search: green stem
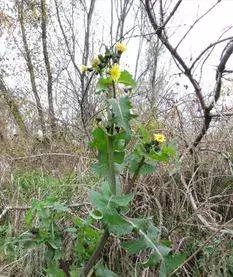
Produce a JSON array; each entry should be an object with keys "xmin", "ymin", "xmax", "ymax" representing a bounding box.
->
[
  {"xmin": 125, "ymin": 156, "xmax": 145, "ymax": 193},
  {"xmin": 107, "ymin": 135, "xmax": 117, "ymax": 195},
  {"xmin": 106, "ymin": 79, "xmax": 117, "ymax": 195},
  {"xmin": 79, "ymin": 229, "xmax": 109, "ymax": 277},
  {"xmin": 112, "ymin": 80, "xmax": 116, "ymax": 98},
  {"xmin": 80, "ymin": 70, "xmax": 118, "ymax": 276}
]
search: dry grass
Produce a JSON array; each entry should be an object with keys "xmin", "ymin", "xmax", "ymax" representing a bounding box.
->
[{"xmin": 0, "ymin": 123, "xmax": 233, "ymax": 276}]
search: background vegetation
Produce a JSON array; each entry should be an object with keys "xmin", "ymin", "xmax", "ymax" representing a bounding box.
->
[{"xmin": 0, "ymin": 0, "xmax": 233, "ymax": 276}]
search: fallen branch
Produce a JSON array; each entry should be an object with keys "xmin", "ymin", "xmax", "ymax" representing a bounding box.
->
[{"xmin": 0, "ymin": 202, "xmax": 90, "ymax": 221}]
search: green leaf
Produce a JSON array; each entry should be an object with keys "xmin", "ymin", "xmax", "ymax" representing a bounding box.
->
[
  {"xmin": 103, "ymin": 211, "xmax": 133, "ymax": 236},
  {"xmin": 25, "ymin": 210, "xmax": 33, "ymax": 226},
  {"xmin": 109, "ymin": 96, "xmax": 137, "ymax": 137},
  {"xmin": 90, "ymin": 190, "xmax": 108, "ymax": 212},
  {"xmin": 110, "ymin": 194, "xmax": 134, "ymax": 206},
  {"xmin": 140, "ymin": 162, "xmax": 155, "ymax": 175},
  {"xmin": 96, "ymin": 268, "xmax": 118, "ymax": 277},
  {"xmin": 161, "ymin": 144, "xmax": 176, "ymax": 158},
  {"xmin": 46, "ymin": 262, "xmax": 66, "ymax": 277},
  {"xmin": 118, "ymin": 70, "xmax": 136, "ymax": 88},
  {"xmin": 73, "ymin": 217, "xmax": 84, "ymax": 228},
  {"xmin": 159, "ymin": 261, "xmax": 167, "ymax": 277},
  {"xmin": 70, "ymin": 269, "xmax": 81, "ymax": 277},
  {"xmin": 122, "ymin": 237, "xmax": 148, "ymax": 254},
  {"xmin": 101, "ymin": 182, "xmax": 112, "ymax": 198},
  {"xmin": 90, "ymin": 210, "xmax": 103, "ymax": 220},
  {"xmin": 143, "ymin": 252, "xmax": 161, "ymax": 267},
  {"xmin": 52, "ymin": 203, "xmax": 70, "ymax": 213},
  {"xmin": 164, "ymin": 253, "xmax": 187, "ymax": 273},
  {"xmin": 89, "ymin": 128, "xmax": 126, "ymax": 177},
  {"xmin": 138, "ymin": 125, "xmax": 149, "ymax": 142},
  {"xmin": 143, "ymin": 246, "xmax": 173, "ymax": 270},
  {"xmin": 130, "ymin": 218, "xmax": 150, "ymax": 232},
  {"xmin": 157, "ymin": 245, "xmax": 171, "ymax": 256},
  {"xmin": 127, "ymin": 156, "xmax": 155, "ymax": 176},
  {"xmin": 146, "ymin": 222, "xmax": 160, "ymax": 242},
  {"xmin": 96, "ymin": 77, "xmax": 113, "ymax": 93}
]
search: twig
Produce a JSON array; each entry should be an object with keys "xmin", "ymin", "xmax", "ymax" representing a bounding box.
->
[
  {"xmin": 161, "ymin": 0, "xmax": 182, "ymax": 29},
  {"xmin": 190, "ymin": 36, "xmax": 233, "ymax": 71},
  {"xmin": 0, "ymin": 203, "xmax": 90, "ymax": 221},
  {"xmin": 180, "ymin": 172, "xmax": 218, "ymax": 231},
  {"xmin": 169, "ymin": 217, "xmax": 233, "ymax": 276},
  {"xmin": 1, "ymin": 152, "xmax": 79, "ymax": 161},
  {"xmin": 176, "ymin": 0, "xmax": 222, "ymax": 49}
]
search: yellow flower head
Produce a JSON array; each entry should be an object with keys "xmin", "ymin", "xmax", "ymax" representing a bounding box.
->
[
  {"xmin": 92, "ymin": 56, "xmax": 100, "ymax": 67},
  {"xmin": 153, "ymin": 133, "xmax": 166, "ymax": 143},
  {"xmin": 110, "ymin": 64, "xmax": 121, "ymax": 82},
  {"xmin": 80, "ymin": 64, "xmax": 88, "ymax": 73},
  {"xmin": 115, "ymin": 42, "xmax": 127, "ymax": 53}
]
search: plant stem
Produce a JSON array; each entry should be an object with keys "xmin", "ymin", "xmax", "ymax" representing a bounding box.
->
[
  {"xmin": 107, "ymin": 80, "xmax": 117, "ymax": 195},
  {"xmin": 125, "ymin": 156, "xmax": 145, "ymax": 193},
  {"xmin": 112, "ymin": 80, "xmax": 116, "ymax": 98},
  {"xmin": 80, "ymin": 70, "xmax": 118, "ymax": 277},
  {"xmin": 107, "ymin": 135, "xmax": 117, "ymax": 195},
  {"xmin": 79, "ymin": 229, "xmax": 109, "ymax": 277}
]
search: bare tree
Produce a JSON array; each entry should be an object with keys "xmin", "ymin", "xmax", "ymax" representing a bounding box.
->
[
  {"xmin": 143, "ymin": 0, "xmax": 233, "ymax": 232},
  {"xmin": 143, "ymin": 0, "xmax": 233, "ymax": 149}
]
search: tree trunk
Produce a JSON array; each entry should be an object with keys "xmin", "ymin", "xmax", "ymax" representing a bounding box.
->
[
  {"xmin": 41, "ymin": 0, "xmax": 57, "ymax": 137},
  {"xmin": 0, "ymin": 77, "xmax": 28, "ymax": 135},
  {"xmin": 18, "ymin": 0, "xmax": 46, "ymax": 136}
]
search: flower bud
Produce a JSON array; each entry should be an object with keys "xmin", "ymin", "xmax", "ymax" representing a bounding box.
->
[
  {"xmin": 92, "ymin": 56, "xmax": 100, "ymax": 67},
  {"xmin": 115, "ymin": 42, "xmax": 127, "ymax": 53},
  {"xmin": 80, "ymin": 64, "xmax": 88, "ymax": 73}
]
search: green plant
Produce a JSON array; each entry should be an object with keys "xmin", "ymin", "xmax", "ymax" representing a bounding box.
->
[
  {"xmin": 78, "ymin": 43, "xmax": 185, "ymax": 276},
  {"xmin": 2, "ymin": 43, "xmax": 185, "ymax": 276}
]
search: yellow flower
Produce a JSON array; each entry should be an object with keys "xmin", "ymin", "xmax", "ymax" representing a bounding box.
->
[
  {"xmin": 110, "ymin": 64, "xmax": 121, "ymax": 82},
  {"xmin": 115, "ymin": 42, "xmax": 127, "ymax": 53},
  {"xmin": 153, "ymin": 133, "xmax": 166, "ymax": 143},
  {"xmin": 92, "ymin": 56, "xmax": 100, "ymax": 67},
  {"xmin": 80, "ymin": 64, "xmax": 88, "ymax": 73}
]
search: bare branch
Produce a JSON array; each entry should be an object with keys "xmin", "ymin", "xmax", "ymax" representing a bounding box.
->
[
  {"xmin": 190, "ymin": 35, "xmax": 233, "ymax": 72},
  {"xmin": 175, "ymin": 0, "xmax": 222, "ymax": 49},
  {"xmin": 161, "ymin": 0, "xmax": 182, "ymax": 29},
  {"xmin": 0, "ymin": 202, "xmax": 90, "ymax": 222},
  {"xmin": 144, "ymin": 0, "xmax": 206, "ymax": 112},
  {"xmin": 170, "ymin": 215, "xmax": 233, "ymax": 275}
]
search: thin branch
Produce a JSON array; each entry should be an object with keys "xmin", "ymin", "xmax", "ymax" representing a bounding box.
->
[
  {"xmin": 144, "ymin": 0, "xmax": 206, "ymax": 112},
  {"xmin": 190, "ymin": 36, "xmax": 233, "ymax": 71},
  {"xmin": 18, "ymin": 0, "xmax": 46, "ymax": 135},
  {"xmin": 0, "ymin": 203, "xmax": 90, "ymax": 221},
  {"xmin": 0, "ymin": 152, "xmax": 80, "ymax": 162},
  {"xmin": 54, "ymin": 0, "xmax": 81, "ymax": 77},
  {"xmin": 170, "ymin": 216, "xmax": 233, "ymax": 276},
  {"xmin": 161, "ymin": 0, "xmax": 183, "ymax": 29},
  {"xmin": 175, "ymin": 0, "xmax": 222, "ymax": 49}
]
